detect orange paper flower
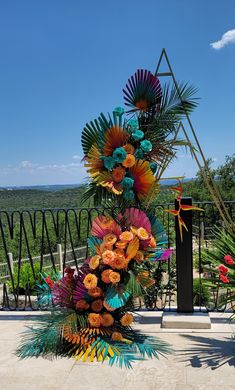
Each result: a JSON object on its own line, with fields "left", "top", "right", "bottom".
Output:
{"left": 112, "top": 167, "right": 125, "bottom": 183}
{"left": 123, "top": 143, "right": 135, "bottom": 155}
{"left": 101, "top": 269, "right": 113, "bottom": 283}
{"left": 114, "top": 248, "right": 125, "bottom": 256}
{"left": 100, "top": 242, "right": 113, "bottom": 253}
{"left": 91, "top": 299, "right": 103, "bottom": 313}
{"left": 88, "top": 287, "right": 103, "bottom": 298}
{"left": 111, "top": 332, "right": 123, "bottom": 341}
{"left": 103, "top": 233, "right": 117, "bottom": 246}
{"left": 89, "top": 255, "right": 101, "bottom": 270}
{"left": 136, "top": 227, "right": 149, "bottom": 240}
{"left": 102, "top": 250, "right": 115, "bottom": 265}
{"left": 101, "top": 313, "right": 114, "bottom": 327}
{"left": 109, "top": 271, "right": 121, "bottom": 284}
{"left": 115, "top": 241, "right": 127, "bottom": 249}
{"left": 83, "top": 273, "right": 98, "bottom": 289}
{"left": 88, "top": 313, "right": 101, "bottom": 328}
{"left": 75, "top": 299, "right": 89, "bottom": 311}
{"left": 120, "top": 313, "right": 134, "bottom": 326}
{"left": 122, "top": 154, "right": 136, "bottom": 168}
{"left": 119, "top": 231, "right": 134, "bottom": 243}
{"left": 111, "top": 255, "right": 127, "bottom": 270}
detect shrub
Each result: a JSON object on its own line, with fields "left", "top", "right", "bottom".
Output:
{"left": 193, "top": 278, "right": 210, "bottom": 306}
{"left": 7, "top": 262, "right": 42, "bottom": 294}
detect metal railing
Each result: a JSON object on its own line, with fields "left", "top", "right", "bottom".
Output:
{"left": 0, "top": 201, "right": 234, "bottom": 311}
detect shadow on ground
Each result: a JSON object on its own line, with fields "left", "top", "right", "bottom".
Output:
{"left": 179, "top": 334, "right": 235, "bottom": 369}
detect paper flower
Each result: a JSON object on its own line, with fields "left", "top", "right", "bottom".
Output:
{"left": 132, "top": 130, "right": 144, "bottom": 141}
{"left": 122, "top": 154, "right": 136, "bottom": 168}
{"left": 101, "top": 313, "right": 114, "bottom": 327}
{"left": 103, "top": 156, "right": 116, "bottom": 170}
{"left": 88, "top": 313, "right": 101, "bottom": 327}
{"left": 224, "top": 255, "right": 234, "bottom": 265}
{"left": 113, "top": 147, "right": 127, "bottom": 163}
{"left": 150, "top": 162, "right": 158, "bottom": 173}
{"left": 140, "top": 140, "right": 152, "bottom": 152}
{"left": 111, "top": 332, "right": 123, "bottom": 341}
{"left": 102, "top": 250, "right": 115, "bottom": 265}
{"left": 103, "top": 233, "right": 117, "bottom": 246}
{"left": 101, "top": 269, "right": 113, "bottom": 283}
{"left": 112, "top": 166, "right": 125, "bottom": 182}
{"left": 119, "top": 231, "right": 134, "bottom": 243}
{"left": 123, "top": 143, "right": 135, "bottom": 154}
{"left": 120, "top": 313, "right": 134, "bottom": 326}
{"left": 109, "top": 271, "right": 120, "bottom": 284}
{"left": 134, "top": 148, "right": 144, "bottom": 159}
{"left": 75, "top": 299, "right": 90, "bottom": 311}
{"left": 83, "top": 273, "right": 98, "bottom": 289}
{"left": 88, "top": 287, "right": 103, "bottom": 298}
{"left": 123, "top": 190, "right": 135, "bottom": 201}
{"left": 91, "top": 299, "right": 104, "bottom": 312}
{"left": 121, "top": 177, "right": 134, "bottom": 189}
{"left": 89, "top": 255, "right": 101, "bottom": 270}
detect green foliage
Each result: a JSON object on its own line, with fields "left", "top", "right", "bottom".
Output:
{"left": 193, "top": 278, "right": 210, "bottom": 306}
{"left": 7, "top": 262, "right": 42, "bottom": 293}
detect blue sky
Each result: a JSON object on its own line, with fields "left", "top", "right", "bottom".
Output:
{"left": 0, "top": 0, "right": 234, "bottom": 186}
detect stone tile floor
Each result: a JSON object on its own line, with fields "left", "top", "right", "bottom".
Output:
{"left": 0, "top": 311, "right": 234, "bottom": 390}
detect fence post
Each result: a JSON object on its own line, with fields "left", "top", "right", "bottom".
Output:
{"left": 175, "top": 197, "right": 194, "bottom": 313}
{"left": 57, "top": 244, "right": 63, "bottom": 272}
{"left": 7, "top": 252, "right": 14, "bottom": 275}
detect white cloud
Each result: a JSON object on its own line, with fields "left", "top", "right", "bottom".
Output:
{"left": 72, "top": 154, "right": 81, "bottom": 160}
{"left": 0, "top": 159, "right": 87, "bottom": 186}
{"left": 210, "top": 29, "right": 235, "bottom": 50}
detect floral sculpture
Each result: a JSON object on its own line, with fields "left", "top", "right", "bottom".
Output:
{"left": 17, "top": 68, "right": 198, "bottom": 367}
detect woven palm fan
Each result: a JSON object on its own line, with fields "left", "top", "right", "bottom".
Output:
{"left": 123, "top": 69, "right": 162, "bottom": 112}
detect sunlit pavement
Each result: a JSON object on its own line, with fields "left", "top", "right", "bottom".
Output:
{"left": 0, "top": 311, "right": 234, "bottom": 390}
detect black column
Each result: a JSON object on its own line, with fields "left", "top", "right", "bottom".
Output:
{"left": 175, "top": 197, "right": 194, "bottom": 313}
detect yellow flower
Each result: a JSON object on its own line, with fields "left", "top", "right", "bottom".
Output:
{"left": 103, "top": 233, "right": 117, "bottom": 246}
{"left": 112, "top": 167, "right": 125, "bottom": 183}
{"left": 134, "top": 250, "right": 144, "bottom": 264}
{"left": 101, "top": 313, "right": 114, "bottom": 327}
{"left": 123, "top": 144, "right": 135, "bottom": 155}
{"left": 89, "top": 255, "right": 101, "bottom": 270}
{"left": 102, "top": 249, "right": 115, "bottom": 265}
{"left": 101, "top": 269, "right": 112, "bottom": 283}
{"left": 111, "top": 332, "right": 123, "bottom": 341}
{"left": 75, "top": 299, "right": 89, "bottom": 311}
{"left": 88, "top": 287, "right": 103, "bottom": 298}
{"left": 122, "top": 154, "right": 136, "bottom": 168}
{"left": 88, "top": 313, "right": 101, "bottom": 328}
{"left": 91, "top": 299, "right": 103, "bottom": 313}
{"left": 119, "top": 231, "right": 134, "bottom": 243}
{"left": 136, "top": 227, "right": 149, "bottom": 240}
{"left": 83, "top": 273, "right": 98, "bottom": 289}
{"left": 120, "top": 313, "right": 134, "bottom": 326}
{"left": 109, "top": 271, "right": 120, "bottom": 284}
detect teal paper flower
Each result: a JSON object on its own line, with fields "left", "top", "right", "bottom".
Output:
{"left": 132, "top": 130, "right": 144, "bottom": 141}
{"left": 150, "top": 162, "right": 158, "bottom": 173}
{"left": 123, "top": 189, "right": 135, "bottom": 201}
{"left": 103, "top": 156, "right": 115, "bottom": 170}
{"left": 134, "top": 148, "right": 144, "bottom": 159}
{"left": 112, "top": 147, "right": 127, "bottom": 163}
{"left": 113, "top": 106, "right": 125, "bottom": 116}
{"left": 140, "top": 140, "right": 152, "bottom": 152}
{"left": 121, "top": 177, "right": 134, "bottom": 189}
{"left": 128, "top": 119, "right": 138, "bottom": 130}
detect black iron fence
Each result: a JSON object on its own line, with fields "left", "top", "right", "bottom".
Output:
{"left": 0, "top": 201, "right": 234, "bottom": 311}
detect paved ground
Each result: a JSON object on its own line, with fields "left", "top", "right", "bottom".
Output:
{"left": 0, "top": 311, "right": 234, "bottom": 390}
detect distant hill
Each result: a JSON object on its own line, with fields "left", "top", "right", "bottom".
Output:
{"left": 0, "top": 184, "right": 81, "bottom": 192}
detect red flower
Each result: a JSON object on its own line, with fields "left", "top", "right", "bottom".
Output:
{"left": 220, "top": 274, "right": 230, "bottom": 283}
{"left": 45, "top": 276, "right": 54, "bottom": 288}
{"left": 224, "top": 254, "right": 235, "bottom": 265}
{"left": 218, "top": 264, "right": 229, "bottom": 275}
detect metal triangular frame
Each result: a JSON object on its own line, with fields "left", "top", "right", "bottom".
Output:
{"left": 154, "top": 48, "right": 233, "bottom": 231}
